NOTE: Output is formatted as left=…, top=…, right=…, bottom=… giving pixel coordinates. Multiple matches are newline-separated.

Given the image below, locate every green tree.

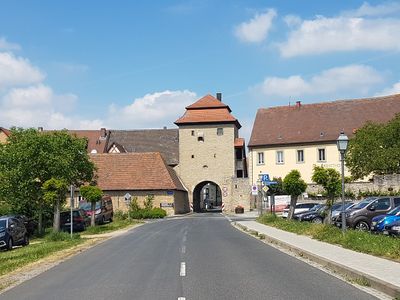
left=283, top=170, right=307, bottom=219
left=311, top=166, right=341, bottom=223
left=267, top=177, right=285, bottom=195
left=80, top=185, right=103, bottom=227
left=0, top=128, right=95, bottom=234
left=42, top=178, right=68, bottom=232
left=346, top=114, right=400, bottom=179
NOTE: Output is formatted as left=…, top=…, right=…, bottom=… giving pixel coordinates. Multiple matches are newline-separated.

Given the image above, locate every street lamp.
left=336, top=131, right=349, bottom=233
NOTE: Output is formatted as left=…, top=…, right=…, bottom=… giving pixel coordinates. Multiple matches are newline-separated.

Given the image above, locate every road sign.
left=261, top=174, right=270, bottom=183
left=262, top=186, right=269, bottom=193
left=251, top=185, right=258, bottom=196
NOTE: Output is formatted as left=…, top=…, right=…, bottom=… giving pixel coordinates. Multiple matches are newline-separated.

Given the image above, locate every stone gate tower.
left=174, top=93, right=249, bottom=212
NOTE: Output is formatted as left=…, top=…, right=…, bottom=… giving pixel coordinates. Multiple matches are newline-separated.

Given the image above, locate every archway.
left=193, top=181, right=222, bottom=213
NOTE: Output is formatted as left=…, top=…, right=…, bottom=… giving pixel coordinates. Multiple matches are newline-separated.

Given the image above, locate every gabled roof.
left=0, top=127, right=11, bottom=137
left=234, top=138, right=245, bottom=148
left=249, top=94, right=400, bottom=147
left=90, top=152, right=186, bottom=191
left=175, top=94, right=241, bottom=128
left=68, top=129, right=110, bottom=154
left=107, top=129, right=179, bottom=166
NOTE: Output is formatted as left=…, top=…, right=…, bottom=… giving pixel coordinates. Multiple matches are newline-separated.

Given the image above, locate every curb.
left=234, top=222, right=400, bottom=299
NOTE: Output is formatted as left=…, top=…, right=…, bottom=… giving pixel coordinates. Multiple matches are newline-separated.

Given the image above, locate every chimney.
left=100, top=128, right=107, bottom=139
left=216, top=92, right=222, bottom=101
left=296, top=101, right=301, bottom=108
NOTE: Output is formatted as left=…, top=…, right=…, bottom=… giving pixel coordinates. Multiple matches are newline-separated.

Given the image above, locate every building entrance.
left=193, top=181, right=222, bottom=212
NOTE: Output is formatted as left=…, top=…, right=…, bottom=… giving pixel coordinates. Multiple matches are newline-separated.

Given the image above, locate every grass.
left=257, top=214, right=400, bottom=261
left=0, top=236, right=83, bottom=276
left=81, top=218, right=140, bottom=235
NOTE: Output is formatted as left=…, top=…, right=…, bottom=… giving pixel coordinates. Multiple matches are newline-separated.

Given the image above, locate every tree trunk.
left=91, top=201, right=96, bottom=227
left=323, top=198, right=333, bottom=224
left=53, top=198, right=60, bottom=232
left=288, top=195, right=298, bottom=219
left=38, top=201, right=43, bottom=236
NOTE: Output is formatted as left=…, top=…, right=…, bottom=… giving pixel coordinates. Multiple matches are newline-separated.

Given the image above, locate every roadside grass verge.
left=257, top=214, right=400, bottom=261
left=81, top=218, right=141, bottom=235
left=0, top=234, right=83, bottom=276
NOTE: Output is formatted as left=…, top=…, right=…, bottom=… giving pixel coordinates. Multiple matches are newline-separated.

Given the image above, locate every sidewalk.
left=235, top=220, right=400, bottom=298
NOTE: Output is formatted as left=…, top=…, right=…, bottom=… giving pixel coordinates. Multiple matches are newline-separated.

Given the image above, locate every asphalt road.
left=1, top=213, right=378, bottom=300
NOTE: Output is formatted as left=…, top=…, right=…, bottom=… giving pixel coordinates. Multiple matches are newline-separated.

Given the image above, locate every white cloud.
left=235, top=9, right=277, bottom=43
left=376, top=81, right=400, bottom=96
left=256, top=64, right=383, bottom=98
left=343, top=1, right=400, bottom=17
left=107, top=90, right=197, bottom=128
left=279, top=3, right=400, bottom=57
left=0, top=37, right=21, bottom=51
left=0, top=52, right=45, bottom=89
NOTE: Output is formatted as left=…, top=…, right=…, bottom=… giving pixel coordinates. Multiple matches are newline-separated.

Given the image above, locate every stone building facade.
left=174, top=94, right=250, bottom=212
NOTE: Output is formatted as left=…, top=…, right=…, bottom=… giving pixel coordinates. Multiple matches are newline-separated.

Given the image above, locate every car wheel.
left=355, top=221, right=370, bottom=231
left=23, top=234, right=29, bottom=246
left=312, top=217, right=323, bottom=224
left=7, top=237, right=13, bottom=251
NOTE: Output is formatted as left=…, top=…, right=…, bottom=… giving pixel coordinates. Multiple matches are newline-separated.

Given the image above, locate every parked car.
left=79, top=195, right=114, bottom=224
left=0, top=216, right=29, bottom=250
left=14, top=215, right=37, bottom=237
left=293, top=204, right=325, bottom=222
left=334, top=196, right=400, bottom=231
left=331, top=202, right=355, bottom=219
left=282, top=203, right=318, bottom=218
left=384, top=220, right=400, bottom=237
left=371, top=205, right=400, bottom=233
left=60, top=209, right=90, bottom=232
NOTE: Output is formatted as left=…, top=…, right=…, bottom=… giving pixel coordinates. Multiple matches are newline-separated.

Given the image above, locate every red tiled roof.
left=175, top=95, right=241, bottom=128
left=68, top=129, right=109, bottom=154
left=90, top=152, right=186, bottom=191
left=235, top=138, right=245, bottom=148
left=249, top=94, right=400, bottom=147
left=0, top=127, right=10, bottom=136
left=186, top=94, right=231, bottom=111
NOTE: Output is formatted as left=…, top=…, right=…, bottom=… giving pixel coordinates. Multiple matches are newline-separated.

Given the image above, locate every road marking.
left=181, top=245, right=186, bottom=254
left=178, top=298, right=186, bottom=300
left=182, top=235, right=187, bottom=242
left=180, top=262, right=186, bottom=276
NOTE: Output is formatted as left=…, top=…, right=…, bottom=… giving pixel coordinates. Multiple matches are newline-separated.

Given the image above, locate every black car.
left=60, top=209, right=89, bottom=232
left=293, top=204, right=325, bottom=223
left=384, top=220, right=400, bottom=237
left=0, top=216, right=29, bottom=250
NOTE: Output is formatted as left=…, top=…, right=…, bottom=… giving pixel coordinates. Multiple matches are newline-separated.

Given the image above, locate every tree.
left=267, top=177, right=285, bottom=195
left=283, top=170, right=307, bottom=219
left=80, top=185, right=103, bottom=227
left=311, top=166, right=341, bottom=223
left=346, top=114, right=400, bottom=179
left=42, top=178, right=68, bottom=232
left=0, top=128, right=95, bottom=235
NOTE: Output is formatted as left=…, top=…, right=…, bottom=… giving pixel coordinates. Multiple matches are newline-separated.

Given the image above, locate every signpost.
left=70, top=185, right=75, bottom=238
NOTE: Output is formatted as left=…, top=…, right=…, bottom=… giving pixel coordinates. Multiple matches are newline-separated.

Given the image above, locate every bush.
left=0, top=201, right=12, bottom=216
left=143, top=195, right=154, bottom=210
left=129, top=208, right=166, bottom=219
left=45, top=231, right=81, bottom=241
left=114, top=210, right=128, bottom=220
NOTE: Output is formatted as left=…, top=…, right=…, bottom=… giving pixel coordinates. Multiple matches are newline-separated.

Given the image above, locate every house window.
left=276, top=151, right=284, bottom=164
left=297, top=150, right=304, bottom=163
left=191, top=130, right=195, bottom=136
left=217, top=128, right=223, bottom=136
left=257, top=152, right=264, bottom=165
left=318, top=148, right=326, bottom=162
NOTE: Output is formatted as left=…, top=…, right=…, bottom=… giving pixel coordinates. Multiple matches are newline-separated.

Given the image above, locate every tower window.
left=217, top=128, right=223, bottom=136
left=198, top=136, right=204, bottom=142
left=191, top=155, right=194, bottom=158
left=191, top=130, right=195, bottom=136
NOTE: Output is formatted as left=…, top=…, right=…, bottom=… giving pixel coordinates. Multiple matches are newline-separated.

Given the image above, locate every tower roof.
left=175, top=94, right=241, bottom=128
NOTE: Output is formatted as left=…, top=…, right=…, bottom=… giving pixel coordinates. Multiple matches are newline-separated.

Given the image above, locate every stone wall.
left=228, top=177, right=251, bottom=211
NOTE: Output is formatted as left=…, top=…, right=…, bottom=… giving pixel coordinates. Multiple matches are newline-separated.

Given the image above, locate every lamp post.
left=336, top=131, right=349, bottom=234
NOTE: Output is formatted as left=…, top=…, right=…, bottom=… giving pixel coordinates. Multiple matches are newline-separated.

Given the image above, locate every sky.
left=1, top=1, right=400, bottom=142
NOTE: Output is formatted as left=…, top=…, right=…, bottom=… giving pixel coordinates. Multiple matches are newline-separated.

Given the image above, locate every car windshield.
left=352, top=198, right=377, bottom=210
left=309, top=204, right=323, bottom=212
left=79, top=202, right=100, bottom=210
left=388, top=206, right=400, bottom=215
left=0, top=219, right=5, bottom=230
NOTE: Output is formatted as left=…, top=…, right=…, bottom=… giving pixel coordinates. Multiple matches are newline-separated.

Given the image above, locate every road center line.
left=178, top=297, right=186, bottom=300
left=180, top=262, right=186, bottom=276
left=181, top=245, right=186, bottom=254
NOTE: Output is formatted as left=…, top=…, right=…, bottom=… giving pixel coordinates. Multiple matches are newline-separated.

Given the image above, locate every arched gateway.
left=174, top=93, right=249, bottom=213
left=193, top=181, right=222, bottom=212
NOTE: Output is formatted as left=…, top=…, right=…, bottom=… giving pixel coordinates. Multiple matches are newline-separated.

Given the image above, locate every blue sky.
left=1, top=1, right=400, bottom=141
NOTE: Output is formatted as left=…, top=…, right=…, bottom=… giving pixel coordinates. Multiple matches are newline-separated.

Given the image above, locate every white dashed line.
left=181, top=245, right=186, bottom=254
left=178, top=297, right=186, bottom=300
left=180, top=262, right=186, bottom=276
left=182, top=235, right=187, bottom=243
